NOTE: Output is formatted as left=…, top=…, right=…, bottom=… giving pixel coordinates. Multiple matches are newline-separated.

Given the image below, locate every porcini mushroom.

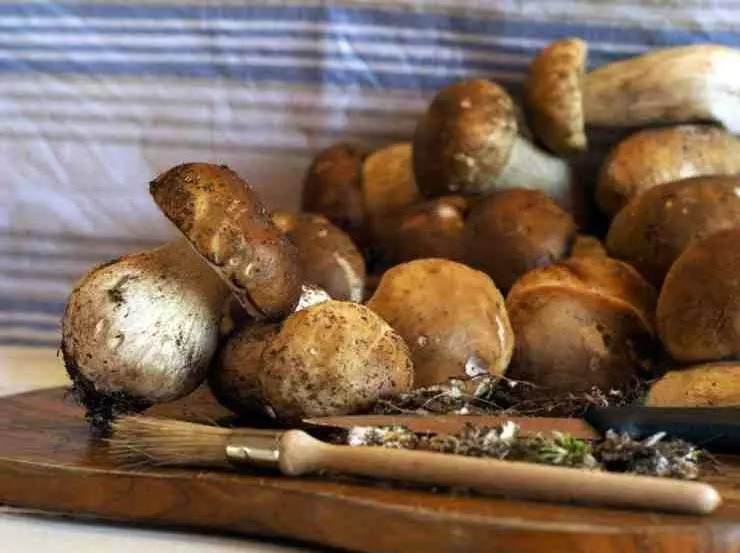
left=272, top=211, right=366, bottom=302
left=362, top=142, right=420, bottom=238
left=596, top=125, right=740, bottom=216
left=506, top=256, right=658, bottom=395
left=657, top=228, right=740, bottom=363
left=260, top=300, right=414, bottom=421
left=524, top=38, right=587, bottom=155
left=61, top=241, right=230, bottom=429
left=413, top=78, right=573, bottom=209
left=377, top=196, right=468, bottom=265
left=464, top=188, right=577, bottom=291
left=150, top=163, right=303, bottom=320
left=606, top=175, right=740, bottom=286
left=584, top=44, right=740, bottom=133
left=367, top=259, right=514, bottom=387
left=301, top=143, right=368, bottom=248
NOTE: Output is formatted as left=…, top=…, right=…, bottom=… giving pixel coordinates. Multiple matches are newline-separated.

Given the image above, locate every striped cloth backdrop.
left=2, top=0, right=740, bottom=348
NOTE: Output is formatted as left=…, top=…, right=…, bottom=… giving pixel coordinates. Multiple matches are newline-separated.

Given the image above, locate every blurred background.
left=2, top=0, right=740, bottom=349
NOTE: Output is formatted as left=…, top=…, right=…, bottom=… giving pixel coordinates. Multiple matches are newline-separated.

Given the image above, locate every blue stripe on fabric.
left=0, top=59, right=509, bottom=91
left=0, top=298, right=66, bottom=316
left=0, top=26, right=719, bottom=67
left=0, top=44, right=531, bottom=73
left=0, top=3, right=738, bottom=48
left=0, top=336, right=59, bottom=348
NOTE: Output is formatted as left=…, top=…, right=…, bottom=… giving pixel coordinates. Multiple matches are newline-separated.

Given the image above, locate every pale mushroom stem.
left=583, top=45, right=740, bottom=134
left=496, top=137, right=573, bottom=211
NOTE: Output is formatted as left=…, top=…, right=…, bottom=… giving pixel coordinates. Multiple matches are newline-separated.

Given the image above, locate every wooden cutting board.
left=2, top=388, right=740, bottom=553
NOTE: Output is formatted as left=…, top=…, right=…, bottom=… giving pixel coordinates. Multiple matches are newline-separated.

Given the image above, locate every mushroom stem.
left=584, top=45, right=740, bottom=133
left=496, top=137, right=573, bottom=210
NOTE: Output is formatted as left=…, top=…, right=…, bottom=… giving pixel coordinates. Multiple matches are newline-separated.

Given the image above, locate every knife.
left=304, top=406, right=740, bottom=453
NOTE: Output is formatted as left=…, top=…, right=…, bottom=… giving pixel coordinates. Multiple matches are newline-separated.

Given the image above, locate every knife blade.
left=302, top=413, right=600, bottom=439
left=583, top=405, right=740, bottom=453
left=305, top=407, right=740, bottom=453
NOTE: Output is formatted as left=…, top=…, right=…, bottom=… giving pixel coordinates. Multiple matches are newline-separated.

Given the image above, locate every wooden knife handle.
left=278, top=430, right=721, bottom=515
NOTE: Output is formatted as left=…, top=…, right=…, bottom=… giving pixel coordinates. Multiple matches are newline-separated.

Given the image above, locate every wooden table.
left=0, top=346, right=316, bottom=553
left=3, top=347, right=740, bottom=552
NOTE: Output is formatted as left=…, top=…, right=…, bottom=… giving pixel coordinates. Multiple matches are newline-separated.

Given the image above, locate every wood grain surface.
left=2, top=387, right=740, bottom=553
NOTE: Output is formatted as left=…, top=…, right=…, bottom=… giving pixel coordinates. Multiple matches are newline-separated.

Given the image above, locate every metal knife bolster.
left=583, top=406, right=740, bottom=453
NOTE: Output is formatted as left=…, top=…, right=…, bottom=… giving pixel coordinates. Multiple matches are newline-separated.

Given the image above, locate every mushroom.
left=362, top=142, right=421, bottom=239
left=646, top=362, right=740, bottom=407
left=377, top=196, right=468, bottom=265
left=209, top=323, right=280, bottom=420
left=464, top=188, right=577, bottom=292
left=150, top=162, right=303, bottom=320
left=367, top=258, right=514, bottom=387
left=272, top=211, right=366, bottom=303
left=583, top=44, right=740, bottom=133
left=657, top=228, right=740, bottom=363
left=596, top=125, right=740, bottom=217
left=524, top=38, right=587, bottom=155
left=61, top=241, right=230, bottom=429
left=412, top=78, right=573, bottom=210
left=606, top=175, right=740, bottom=287
left=301, top=142, right=368, bottom=248
left=506, top=256, right=659, bottom=395
left=259, top=300, right=414, bottom=421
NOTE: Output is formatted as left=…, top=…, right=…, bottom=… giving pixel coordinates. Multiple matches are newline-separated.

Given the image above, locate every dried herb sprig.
left=345, top=422, right=707, bottom=480
left=371, top=374, right=647, bottom=418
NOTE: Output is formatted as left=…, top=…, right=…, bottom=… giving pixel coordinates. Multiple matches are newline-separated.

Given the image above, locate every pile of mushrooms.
left=61, top=40, right=740, bottom=432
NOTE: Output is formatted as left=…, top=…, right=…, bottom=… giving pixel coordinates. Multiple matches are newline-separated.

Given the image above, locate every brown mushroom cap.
left=150, top=163, right=303, bottom=320
left=596, top=125, right=740, bottom=217
left=413, top=78, right=518, bottom=197
left=378, top=196, right=468, bottom=265
left=657, top=228, right=740, bottom=363
left=606, top=175, right=740, bottom=286
left=208, top=323, right=279, bottom=419
left=367, top=259, right=514, bottom=387
left=361, top=142, right=420, bottom=238
left=524, top=37, right=587, bottom=155
left=506, top=256, right=658, bottom=395
left=272, top=212, right=366, bottom=302
left=301, top=143, right=368, bottom=248
left=646, top=362, right=740, bottom=407
left=259, top=300, right=414, bottom=421
left=465, top=188, right=577, bottom=291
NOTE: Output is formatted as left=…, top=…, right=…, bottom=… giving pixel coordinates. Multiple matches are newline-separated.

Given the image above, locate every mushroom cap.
left=464, top=188, right=577, bottom=291
left=646, top=362, right=740, bottom=407
left=259, top=300, right=414, bottom=421
left=209, top=323, right=279, bottom=419
left=367, top=258, right=514, bottom=387
left=506, top=256, right=658, bottom=395
left=606, top=175, right=740, bottom=287
left=361, top=142, right=420, bottom=237
left=657, top=228, right=740, bottom=363
left=413, top=78, right=518, bottom=196
left=301, top=142, right=368, bottom=248
left=524, top=37, right=588, bottom=155
left=272, top=212, right=366, bottom=303
left=377, top=196, right=469, bottom=265
left=150, top=163, right=303, bottom=320
left=596, top=124, right=740, bottom=217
